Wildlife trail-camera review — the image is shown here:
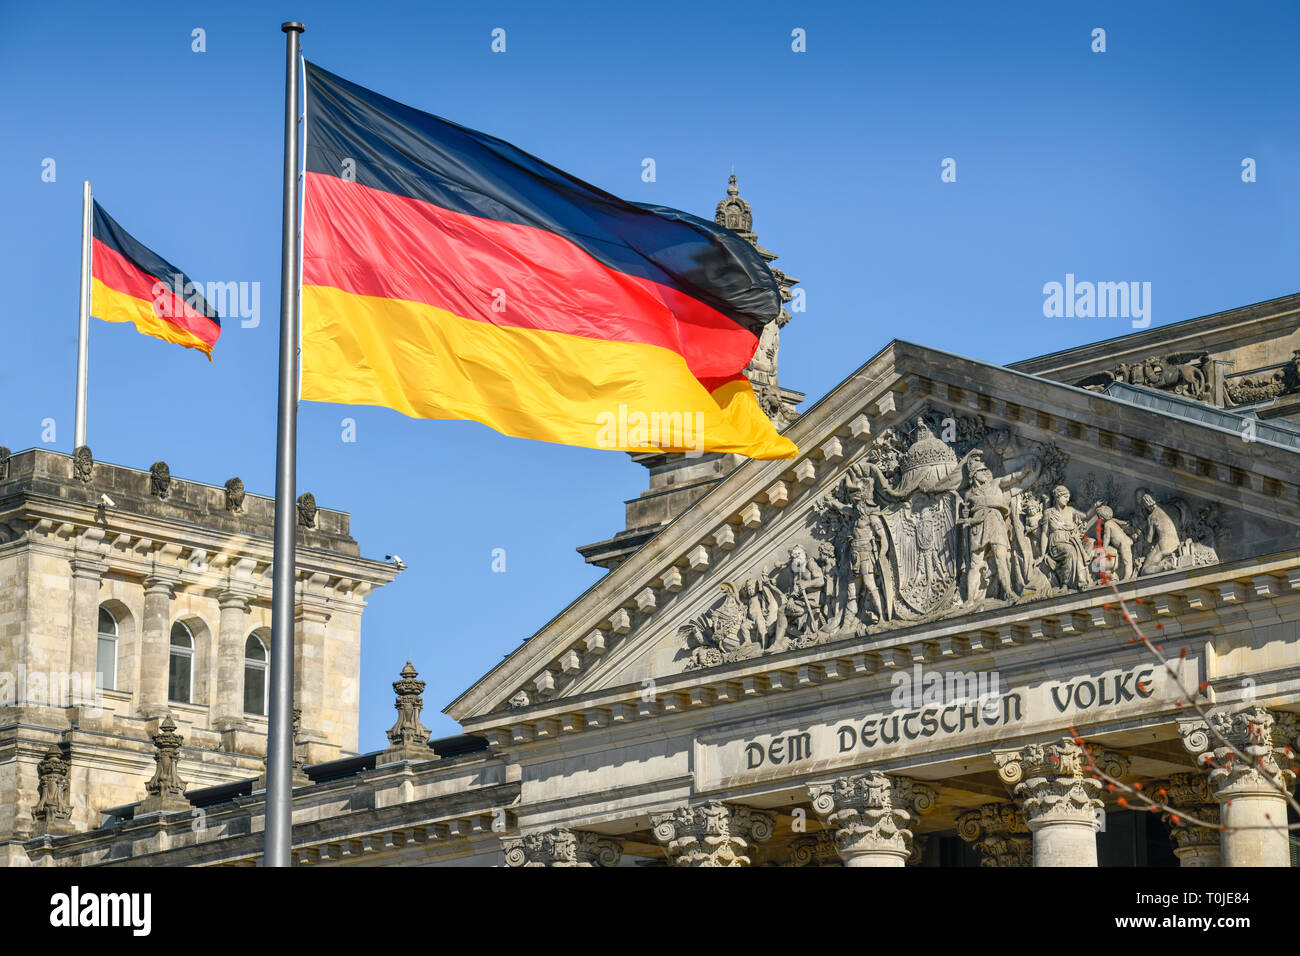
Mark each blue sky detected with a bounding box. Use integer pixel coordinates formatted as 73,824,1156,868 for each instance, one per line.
2,1,1297,744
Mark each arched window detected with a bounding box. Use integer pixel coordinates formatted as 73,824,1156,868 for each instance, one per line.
96,606,118,691
244,632,268,716
168,622,194,704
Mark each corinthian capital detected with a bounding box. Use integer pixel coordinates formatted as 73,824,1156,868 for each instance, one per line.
1180,706,1298,795
808,772,936,865
651,801,775,867
502,827,622,867
955,802,1030,867
993,738,1128,827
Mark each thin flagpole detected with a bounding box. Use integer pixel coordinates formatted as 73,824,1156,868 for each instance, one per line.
265,19,304,868
74,180,92,450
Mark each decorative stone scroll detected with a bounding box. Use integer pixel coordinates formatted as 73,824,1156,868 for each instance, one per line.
651,801,775,867
503,827,622,867
808,772,936,867
679,410,1222,671
788,830,841,867
955,802,1031,867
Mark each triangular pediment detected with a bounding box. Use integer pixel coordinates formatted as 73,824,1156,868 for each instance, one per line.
446,340,1300,724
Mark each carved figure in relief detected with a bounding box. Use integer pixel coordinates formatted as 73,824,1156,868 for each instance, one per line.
958,463,1017,603
1137,491,1182,573
1039,485,1093,590
770,545,825,652
823,466,894,624
1091,503,1135,581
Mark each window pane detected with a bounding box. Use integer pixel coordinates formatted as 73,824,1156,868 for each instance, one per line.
168,651,191,703
98,607,116,636
170,622,192,648
244,664,266,715
96,636,116,691
245,634,266,661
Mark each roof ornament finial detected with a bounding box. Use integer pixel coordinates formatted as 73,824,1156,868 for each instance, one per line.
727,172,740,197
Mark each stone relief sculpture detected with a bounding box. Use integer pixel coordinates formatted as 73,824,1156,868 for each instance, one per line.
296,492,317,529
72,445,93,483
32,746,72,823
1077,352,1212,400
681,409,1223,671
1224,351,1300,405
224,477,245,513
150,461,171,499
0,445,10,482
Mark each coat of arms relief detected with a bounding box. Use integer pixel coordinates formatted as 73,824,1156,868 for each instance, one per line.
680,410,1223,671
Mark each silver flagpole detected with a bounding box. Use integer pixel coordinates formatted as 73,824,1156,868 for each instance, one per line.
266,19,304,868
74,180,92,450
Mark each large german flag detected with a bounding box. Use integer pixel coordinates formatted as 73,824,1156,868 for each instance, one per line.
91,202,221,358
301,61,797,459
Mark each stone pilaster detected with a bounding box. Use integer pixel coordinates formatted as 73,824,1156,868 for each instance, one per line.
138,574,178,716
1157,773,1222,867
956,802,1031,867
377,662,438,765
994,739,1128,867
808,772,937,867
503,827,622,867
294,587,331,762
651,801,775,866
139,716,190,814
1179,706,1296,867
68,553,107,705
214,588,254,729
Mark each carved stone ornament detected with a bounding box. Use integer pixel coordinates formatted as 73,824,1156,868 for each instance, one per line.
994,739,1128,827
788,830,842,867
808,772,936,864
296,492,317,529
32,745,72,823
143,716,189,810
651,801,776,867
72,445,93,483
955,802,1030,867
0,445,10,481
378,662,437,764
1077,352,1214,401
1179,706,1298,795
503,827,622,867
679,410,1223,672
1225,350,1300,406
149,460,171,499
224,477,245,513
1156,773,1222,856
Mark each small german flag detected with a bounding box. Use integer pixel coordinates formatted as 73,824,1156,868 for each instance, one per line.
91,202,221,358
301,61,797,459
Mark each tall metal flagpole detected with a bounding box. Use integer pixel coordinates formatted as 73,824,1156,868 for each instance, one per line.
266,19,304,868
74,180,92,450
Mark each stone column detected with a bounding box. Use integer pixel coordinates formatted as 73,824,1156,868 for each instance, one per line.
138,574,178,716
808,772,937,867
1180,707,1296,867
651,801,775,866
68,555,108,706
993,739,1128,867
503,827,622,867
1158,773,1221,867
956,802,1031,867
214,588,253,729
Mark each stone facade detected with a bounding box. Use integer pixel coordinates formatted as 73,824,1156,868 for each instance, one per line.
0,451,397,858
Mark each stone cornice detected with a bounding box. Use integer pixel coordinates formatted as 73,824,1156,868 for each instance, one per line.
459,549,1300,745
